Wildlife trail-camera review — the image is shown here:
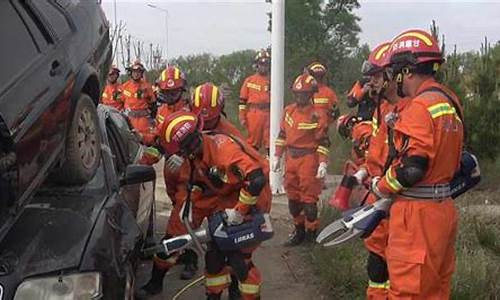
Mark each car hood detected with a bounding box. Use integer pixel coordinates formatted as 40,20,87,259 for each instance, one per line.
0,168,107,281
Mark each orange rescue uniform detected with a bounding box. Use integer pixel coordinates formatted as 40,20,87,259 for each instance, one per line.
276,103,329,231
164,117,245,236
156,121,268,300
101,82,123,110
363,98,410,299
193,133,271,299
313,83,338,124
239,73,270,150
121,79,156,145
376,79,463,299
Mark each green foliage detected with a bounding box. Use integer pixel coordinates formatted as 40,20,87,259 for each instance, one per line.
441,41,500,161
284,0,362,94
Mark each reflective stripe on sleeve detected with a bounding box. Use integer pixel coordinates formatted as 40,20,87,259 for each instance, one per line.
385,166,403,192
297,122,319,130
317,145,329,156
239,189,257,205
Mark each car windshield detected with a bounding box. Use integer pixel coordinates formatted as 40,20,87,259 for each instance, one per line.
0,159,108,278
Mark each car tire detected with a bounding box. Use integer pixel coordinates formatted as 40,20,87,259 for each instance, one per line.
52,93,101,185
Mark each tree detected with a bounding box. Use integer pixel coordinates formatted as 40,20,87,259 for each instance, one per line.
283,0,361,95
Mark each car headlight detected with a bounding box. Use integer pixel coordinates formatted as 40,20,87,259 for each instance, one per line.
14,272,102,300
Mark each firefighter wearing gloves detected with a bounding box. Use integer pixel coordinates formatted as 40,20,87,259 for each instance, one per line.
141,111,270,299
138,66,190,166
239,49,271,152
274,74,330,246
307,62,339,123
121,60,156,145
100,65,123,110
373,29,463,299
358,41,412,299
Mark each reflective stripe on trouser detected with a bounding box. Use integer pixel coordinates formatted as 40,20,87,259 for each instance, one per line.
239,264,261,300
387,198,457,299
246,109,270,150
367,280,390,300
205,267,231,295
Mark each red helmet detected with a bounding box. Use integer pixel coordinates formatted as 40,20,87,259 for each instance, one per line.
158,111,203,156
387,29,443,68
108,65,120,76
255,49,271,64
307,62,327,78
292,74,318,93
361,42,391,76
158,66,186,90
191,83,224,129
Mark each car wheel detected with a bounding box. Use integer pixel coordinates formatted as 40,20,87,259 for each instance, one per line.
52,93,101,185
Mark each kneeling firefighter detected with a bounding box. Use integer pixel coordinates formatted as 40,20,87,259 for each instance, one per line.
159,111,271,300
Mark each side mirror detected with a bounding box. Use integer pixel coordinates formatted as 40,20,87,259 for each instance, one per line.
120,164,156,186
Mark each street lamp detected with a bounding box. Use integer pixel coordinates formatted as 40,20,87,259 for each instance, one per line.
147,3,169,64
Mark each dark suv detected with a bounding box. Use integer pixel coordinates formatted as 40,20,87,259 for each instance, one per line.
0,0,111,213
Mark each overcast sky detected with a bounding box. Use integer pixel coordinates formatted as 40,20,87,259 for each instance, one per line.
102,0,500,59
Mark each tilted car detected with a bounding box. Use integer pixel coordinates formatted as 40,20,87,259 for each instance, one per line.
0,105,156,299
0,0,112,215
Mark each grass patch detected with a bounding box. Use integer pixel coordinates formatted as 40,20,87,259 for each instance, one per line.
312,189,500,299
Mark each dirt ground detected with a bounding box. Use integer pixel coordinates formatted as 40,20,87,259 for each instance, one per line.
134,161,335,300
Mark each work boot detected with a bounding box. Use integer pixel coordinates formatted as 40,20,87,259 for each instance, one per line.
180,249,199,280
206,293,222,300
284,224,305,247
135,264,167,298
304,230,318,244
228,275,242,300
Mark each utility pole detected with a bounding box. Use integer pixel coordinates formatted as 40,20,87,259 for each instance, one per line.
147,4,169,64
270,0,285,194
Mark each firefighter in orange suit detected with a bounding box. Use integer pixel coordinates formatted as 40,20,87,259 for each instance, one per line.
136,66,190,166
158,112,270,300
371,29,463,299
100,65,123,110
239,49,271,152
121,60,156,145
307,62,339,124
354,41,411,299
273,74,330,246
155,66,189,127
137,96,252,298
